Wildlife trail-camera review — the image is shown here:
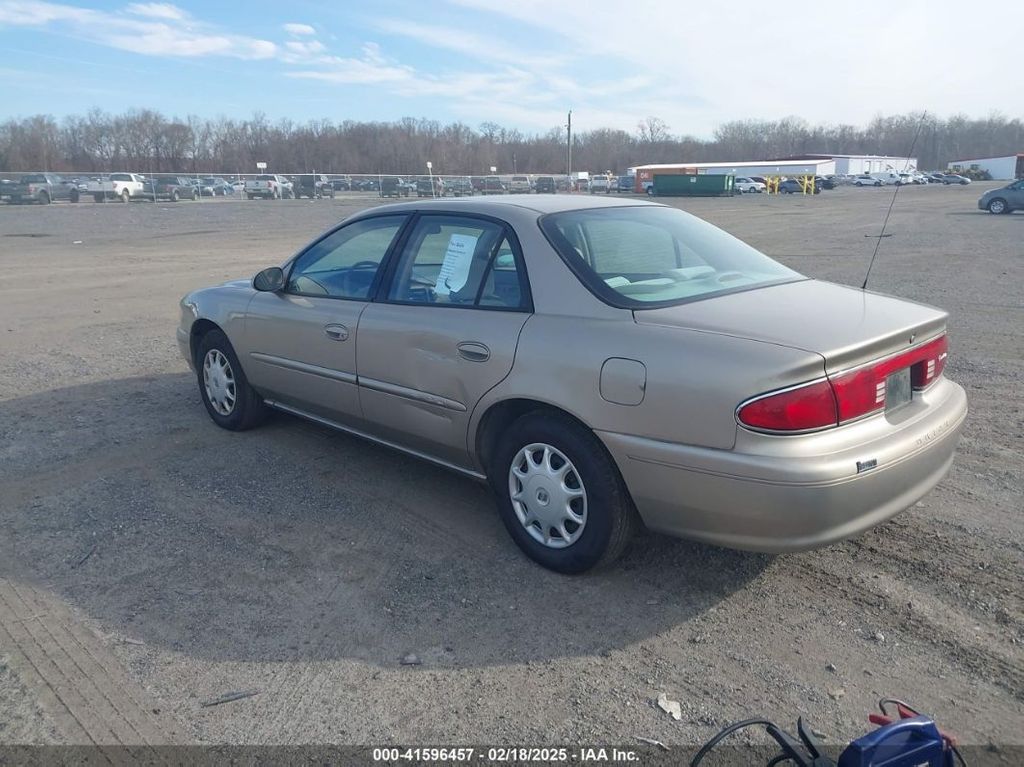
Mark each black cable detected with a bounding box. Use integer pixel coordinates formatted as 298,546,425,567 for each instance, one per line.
878,698,922,718
951,744,968,767
690,719,778,766
767,754,794,767
861,111,929,290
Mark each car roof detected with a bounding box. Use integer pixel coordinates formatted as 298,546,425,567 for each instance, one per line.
362,195,663,216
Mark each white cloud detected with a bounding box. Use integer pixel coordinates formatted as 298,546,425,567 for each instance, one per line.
283,22,315,36
287,43,415,85
0,0,276,60
375,18,567,70
284,39,326,57
446,0,1024,135
125,2,187,20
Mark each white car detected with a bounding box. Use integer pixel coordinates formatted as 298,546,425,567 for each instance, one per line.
589,175,612,194
735,177,766,194
853,174,883,187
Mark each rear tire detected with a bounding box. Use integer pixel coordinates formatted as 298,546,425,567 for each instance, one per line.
39,191,50,205
490,411,638,573
70,189,79,203
121,188,130,203
171,190,179,202
196,329,266,431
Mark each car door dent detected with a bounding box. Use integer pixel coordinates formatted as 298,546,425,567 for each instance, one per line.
249,351,357,385
357,375,468,412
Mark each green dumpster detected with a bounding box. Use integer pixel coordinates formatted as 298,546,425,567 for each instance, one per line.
651,173,734,197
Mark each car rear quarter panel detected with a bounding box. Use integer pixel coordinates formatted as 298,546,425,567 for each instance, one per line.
471,314,826,457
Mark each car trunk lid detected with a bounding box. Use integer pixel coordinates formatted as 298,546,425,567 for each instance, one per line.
634,279,947,373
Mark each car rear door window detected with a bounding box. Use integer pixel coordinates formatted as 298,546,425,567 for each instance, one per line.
386,215,528,309
286,215,406,299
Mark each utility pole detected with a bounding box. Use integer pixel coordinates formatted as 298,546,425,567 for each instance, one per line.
566,110,572,185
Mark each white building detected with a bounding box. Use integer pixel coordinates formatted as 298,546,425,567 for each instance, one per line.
948,154,1024,180
631,159,835,180
778,154,918,175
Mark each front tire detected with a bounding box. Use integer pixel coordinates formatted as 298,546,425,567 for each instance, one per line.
988,198,1008,214
491,412,638,573
196,330,266,431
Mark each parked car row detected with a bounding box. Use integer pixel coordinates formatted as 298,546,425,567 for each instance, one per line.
0,172,250,203
4,170,1010,211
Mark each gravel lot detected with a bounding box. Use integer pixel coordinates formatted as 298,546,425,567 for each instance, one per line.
0,185,1021,754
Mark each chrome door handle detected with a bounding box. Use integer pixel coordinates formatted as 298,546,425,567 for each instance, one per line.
324,323,349,341
457,341,490,362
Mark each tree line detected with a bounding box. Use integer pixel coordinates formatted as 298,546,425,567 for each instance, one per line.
1,109,1021,176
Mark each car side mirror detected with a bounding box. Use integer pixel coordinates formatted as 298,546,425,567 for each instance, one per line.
253,266,285,292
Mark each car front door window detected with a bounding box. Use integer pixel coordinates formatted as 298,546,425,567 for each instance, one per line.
287,215,406,299
386,216,528,309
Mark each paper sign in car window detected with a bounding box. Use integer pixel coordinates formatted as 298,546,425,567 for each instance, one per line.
434,233,478,295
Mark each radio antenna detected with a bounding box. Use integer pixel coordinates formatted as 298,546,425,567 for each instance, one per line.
861,111,929,290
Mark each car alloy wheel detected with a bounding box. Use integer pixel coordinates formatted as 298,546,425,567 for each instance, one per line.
203,349,236,416
988,199,1007,214
508,443,587,549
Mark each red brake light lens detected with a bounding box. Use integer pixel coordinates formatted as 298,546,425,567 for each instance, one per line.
737,380,839,431
830,334,948,422
738,334,948,432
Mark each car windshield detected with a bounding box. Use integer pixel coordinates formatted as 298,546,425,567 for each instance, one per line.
540,206,803,307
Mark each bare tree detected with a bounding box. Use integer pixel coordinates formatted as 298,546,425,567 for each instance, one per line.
1,108,1021,174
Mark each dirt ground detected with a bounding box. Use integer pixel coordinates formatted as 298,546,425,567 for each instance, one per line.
0,184,1021,756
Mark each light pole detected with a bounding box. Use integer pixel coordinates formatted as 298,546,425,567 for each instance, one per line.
566,109,572,189
426,160,434,198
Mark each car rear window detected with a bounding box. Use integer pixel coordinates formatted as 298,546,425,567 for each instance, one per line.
540,206,803,308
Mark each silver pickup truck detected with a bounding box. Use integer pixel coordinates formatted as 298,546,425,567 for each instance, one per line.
0,173,79,204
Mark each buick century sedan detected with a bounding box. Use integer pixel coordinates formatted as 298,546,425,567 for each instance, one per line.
178,197,967,573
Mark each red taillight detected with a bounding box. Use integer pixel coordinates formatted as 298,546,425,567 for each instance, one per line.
830,334,948,422
910,335,947,389
737,379,839,431
738,334,948,433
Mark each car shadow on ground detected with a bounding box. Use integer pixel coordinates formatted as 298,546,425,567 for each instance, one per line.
0,373,770,668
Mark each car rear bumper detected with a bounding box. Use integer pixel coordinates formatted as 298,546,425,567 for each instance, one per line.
598,379,967,553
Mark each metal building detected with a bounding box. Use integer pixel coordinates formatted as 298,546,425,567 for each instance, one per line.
776,154,918,175
947,154,1024,180
630,159,835,193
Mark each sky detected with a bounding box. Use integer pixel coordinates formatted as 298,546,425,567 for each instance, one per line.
0,0,1021,138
